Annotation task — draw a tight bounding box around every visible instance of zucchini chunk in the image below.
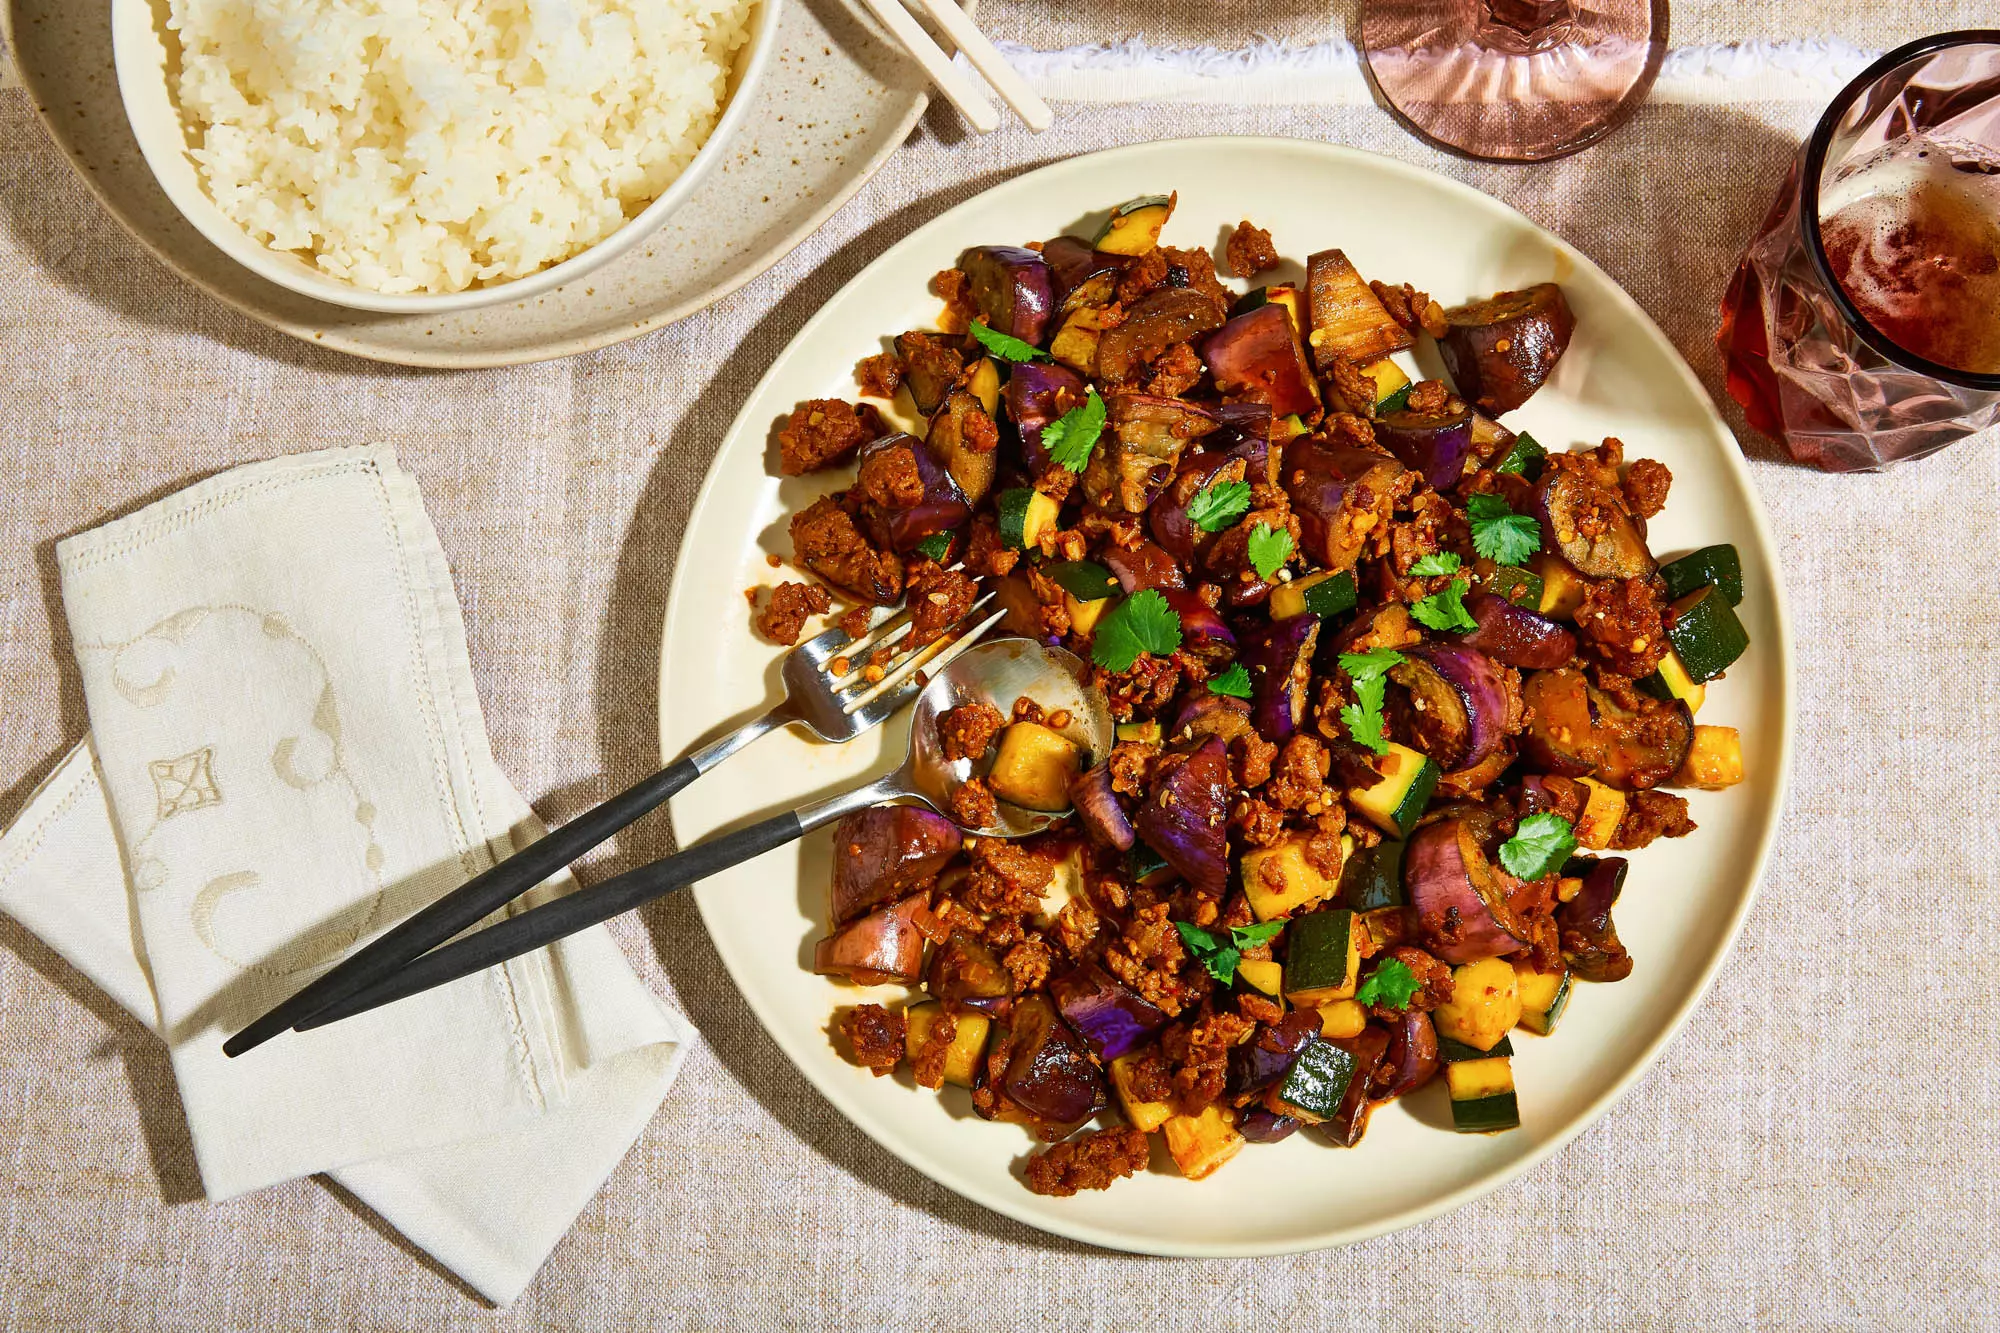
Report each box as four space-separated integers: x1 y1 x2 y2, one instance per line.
1347 742 1441 838
1513 961 1573 1036
1361 357 1411 406
1269 568 1358 621
1114 720 1162 745
1479 561 1544 610
1241 834 1346 922
1273 1037 1358 1123
1093 194 1175 257
997 487 1060 551
1433 956 1521 1051
1236 959 1284 996
1674 724 1744 790
1443 1051 1520 1133
1317 999 1367 1040
987 722 1081 812
1527 552 1589 621
1641 646 1707 713
1036 847 1086 927
905 1001 990 1088
1573 776 1626 851
1339 835 1407 912
1283 908 1361 1004
1162 1104 1244 1181
1663 585 1749 683
1046 559 1118 635
1110 1054 1174 1133
1492 431 1548 478
1659 543 1743 606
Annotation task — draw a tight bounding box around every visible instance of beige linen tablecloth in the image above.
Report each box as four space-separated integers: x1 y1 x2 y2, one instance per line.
1 4 1993 1328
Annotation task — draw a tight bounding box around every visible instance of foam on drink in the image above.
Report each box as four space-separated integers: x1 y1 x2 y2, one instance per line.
1817 136 2000 375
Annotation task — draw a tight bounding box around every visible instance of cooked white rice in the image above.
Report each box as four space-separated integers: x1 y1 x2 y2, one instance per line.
168 0 756 294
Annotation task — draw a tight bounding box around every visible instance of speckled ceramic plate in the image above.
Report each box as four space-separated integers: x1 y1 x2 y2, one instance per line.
659 137 1794 1256
1 0 931 367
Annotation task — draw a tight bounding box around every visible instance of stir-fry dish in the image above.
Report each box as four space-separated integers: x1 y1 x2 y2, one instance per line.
756 195 1752 1196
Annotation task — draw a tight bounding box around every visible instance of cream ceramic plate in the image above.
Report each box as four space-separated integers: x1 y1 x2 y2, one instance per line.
2 0 930 366
659 137 1794 1256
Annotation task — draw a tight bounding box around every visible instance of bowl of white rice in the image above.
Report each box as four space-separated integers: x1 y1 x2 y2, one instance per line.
112 0 779 312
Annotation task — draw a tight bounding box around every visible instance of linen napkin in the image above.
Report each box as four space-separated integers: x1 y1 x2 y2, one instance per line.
0 444 694 1304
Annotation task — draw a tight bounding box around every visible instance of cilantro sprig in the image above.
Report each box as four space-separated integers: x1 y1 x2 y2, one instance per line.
967 320 1043 363
1409 551 1462 578
1247 523 1292 580
1354 957 1422 1011
1043 389 1106 473
1207 663 1253 698
1337 648 1405 755
1175 920 1287 985
1090 588 1182 673
1499 813 1577 880
1410 577 1477 632
1468 493 1541 567
1187 478 1251 533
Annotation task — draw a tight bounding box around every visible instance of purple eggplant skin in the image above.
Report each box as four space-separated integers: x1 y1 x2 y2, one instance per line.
1149 450 1249 565
1241 615 1322 743
1049 964 1169 1060
829 806 963 926
1069 762 1136 852
813 894 930 984
1041 235 1130 312
854 434 970 554
1404 817 1531 964
1159 590 1236 664
1103 540 1188 593
1533 469 1657 579
1281 437 1415 574
1438 283 1576 416
1135 737 1232 894
927 933 1014 1018
1238 1108 1303 1144
1095 288 1227 384
1229 1009 1322 1098
1004 362 1089 473
1322 1026 1392 1147
999 994 1111 1125
1390 643 1510 773
1520 667 1693 790
1375 404 1474 492
1214 402 1276 460
1456 591 1576 670
1199 303 1322 419
1376 1009 1440 1100
957 245 1056 346
1559 856 1634 983
1170 691 1257 747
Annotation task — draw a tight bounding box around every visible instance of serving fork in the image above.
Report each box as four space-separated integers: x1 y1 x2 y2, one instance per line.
224 590 1005 1058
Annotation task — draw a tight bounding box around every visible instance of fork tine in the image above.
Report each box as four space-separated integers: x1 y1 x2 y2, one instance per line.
832 590 997 699
795 605 907 668
842 599 1006 717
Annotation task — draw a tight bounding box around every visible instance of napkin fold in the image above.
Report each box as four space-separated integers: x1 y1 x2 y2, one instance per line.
0 444 693 1304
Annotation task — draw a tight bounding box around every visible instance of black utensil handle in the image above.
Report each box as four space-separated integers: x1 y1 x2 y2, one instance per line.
223 755 702 1057
293 810 808 1032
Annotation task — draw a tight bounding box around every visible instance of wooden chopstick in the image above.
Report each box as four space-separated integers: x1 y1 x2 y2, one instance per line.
852 0 1002 134
908 0 1052 132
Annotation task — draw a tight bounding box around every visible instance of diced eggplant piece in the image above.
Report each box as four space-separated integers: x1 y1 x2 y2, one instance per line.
1041 235 1131 313
1170 691 1258 747
1388 643 1510 772
1069 761 1136 851
1281 437 1415 574
1003 361 1089 474
1050 963 1169 1060
1404 818 1531 964
1049 305 1118 374
926 361 1002 504
1520 667 1693 791
1102 539 1187 593
1200 303 1323 420
1375 403 1474 491
1532 469 1656 579
855 434 970 555
927 931 1013 1016
1558 855 1633 982
1095 288 1225 385
1304 249 1415 372
813 893 931 984
1084 394 1221 513
1321 1026 1390 1146
1377 1009 1440 1099
1454 591 1576 670
1438 283 1576 415
829 806 963 926
1229 1009 1322 1098
998 994 1110 1124
1240 615 1321 742
957 245 1056 346
1159 589 1236 664
1134 736 1231 893
1149 450 1249 566
1238 1108 1303 1144
896 331 966 416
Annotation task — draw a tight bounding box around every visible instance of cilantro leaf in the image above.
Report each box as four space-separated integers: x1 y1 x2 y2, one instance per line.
1409 551 1462 577
1207 663 1253 698
1187 478 1251 533
1089 588 1183 673
966 320 1042 363
1410 578 1477 632
1230 921 1285 950
1468 493 1541 567
1499 812 1577 880
915 532 953 562
1043 389 1106 473
1247 523 1292 580
1354 957 1422 1011
1339 676 1391 755
1175 921 1241 984
1338 648 1407 683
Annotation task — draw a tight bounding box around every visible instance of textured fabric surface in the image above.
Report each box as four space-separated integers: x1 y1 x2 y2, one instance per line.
1 4 1996 1328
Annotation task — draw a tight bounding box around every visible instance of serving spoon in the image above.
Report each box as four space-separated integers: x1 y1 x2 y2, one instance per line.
289 638 1114 1033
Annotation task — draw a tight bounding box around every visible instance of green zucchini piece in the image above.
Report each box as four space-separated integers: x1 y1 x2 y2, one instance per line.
1347 743 1441 839
1046 559 1118 603
1270 568 1358 620
1639 647 1706 710
1448 1087 1520 1133
1493 431 1547 478
1443 1041 1520 1131
1125 842 1172 886
1231 287 1272 317
1439 1034 1515 1063
1093 195 1174 256
1516 968 1573 1036
1273 414 1310 443
1664 585 1749 683
1659 544 1743 606
1283 909 1359 1003
1275 1037 1358 1120
1339 837 1407 912
1482 563 1544 609
997 487 1059 551
1115 720 1162 745
1376 383 1413 415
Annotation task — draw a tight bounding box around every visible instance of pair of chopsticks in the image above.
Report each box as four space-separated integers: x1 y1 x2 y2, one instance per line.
857 0 1050 133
